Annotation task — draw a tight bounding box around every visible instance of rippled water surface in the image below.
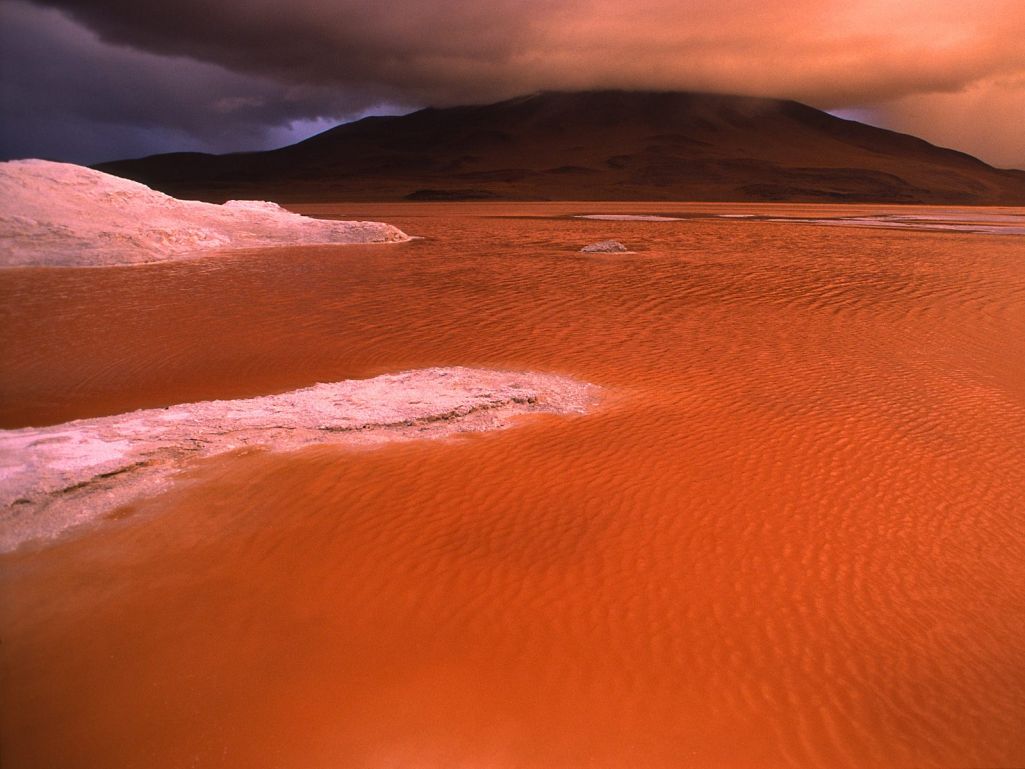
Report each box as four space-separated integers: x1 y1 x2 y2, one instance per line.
2 203 1025 768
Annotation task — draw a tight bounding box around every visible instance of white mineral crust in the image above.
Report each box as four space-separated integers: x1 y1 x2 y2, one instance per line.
0 159 410 266
0 367 599 550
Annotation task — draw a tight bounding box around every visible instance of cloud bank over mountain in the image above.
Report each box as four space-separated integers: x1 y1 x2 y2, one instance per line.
3 0 1024 167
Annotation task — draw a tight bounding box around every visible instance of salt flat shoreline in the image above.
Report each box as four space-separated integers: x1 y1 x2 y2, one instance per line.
0 367 600 552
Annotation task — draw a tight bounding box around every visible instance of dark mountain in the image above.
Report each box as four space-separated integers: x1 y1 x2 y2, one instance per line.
95 90 1025 204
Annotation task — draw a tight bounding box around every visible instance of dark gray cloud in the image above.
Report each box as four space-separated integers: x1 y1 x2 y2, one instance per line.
3 0 1024 167
0 1 410 163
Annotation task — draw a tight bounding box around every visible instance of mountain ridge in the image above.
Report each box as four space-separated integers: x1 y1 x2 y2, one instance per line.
95 90 1025 204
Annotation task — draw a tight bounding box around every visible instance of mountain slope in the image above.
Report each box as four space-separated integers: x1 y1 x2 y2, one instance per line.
95 91 1025 204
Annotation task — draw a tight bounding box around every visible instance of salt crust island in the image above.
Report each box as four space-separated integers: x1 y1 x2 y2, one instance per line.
576 215 683 222
581 240 632 253
0 368 600 551
0 159 410 267
571 210 1025 234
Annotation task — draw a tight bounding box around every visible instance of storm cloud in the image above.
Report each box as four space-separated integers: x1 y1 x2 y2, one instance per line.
0 1 410 163
3 0 1024 167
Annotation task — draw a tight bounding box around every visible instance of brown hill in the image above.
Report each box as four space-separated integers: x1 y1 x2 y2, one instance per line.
95 90 1025 204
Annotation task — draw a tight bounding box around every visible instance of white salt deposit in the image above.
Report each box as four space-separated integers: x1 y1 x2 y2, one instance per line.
0 159 410 267
774 213 1025 235
576 214 683 221
0 367 599 550
581 240 631 253
714 211 1025 235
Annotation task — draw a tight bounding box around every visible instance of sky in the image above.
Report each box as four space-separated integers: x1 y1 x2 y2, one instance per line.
2 0 1024 168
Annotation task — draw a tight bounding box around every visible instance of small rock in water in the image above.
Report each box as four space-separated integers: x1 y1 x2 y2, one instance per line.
581 239 630 253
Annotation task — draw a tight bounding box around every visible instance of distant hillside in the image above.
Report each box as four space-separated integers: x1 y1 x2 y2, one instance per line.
96 90 1025 204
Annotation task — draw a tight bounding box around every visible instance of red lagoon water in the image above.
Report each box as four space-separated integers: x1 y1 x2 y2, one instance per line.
2 203 1024 768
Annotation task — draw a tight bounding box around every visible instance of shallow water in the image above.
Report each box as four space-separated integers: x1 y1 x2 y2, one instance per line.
2 202 1025 768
